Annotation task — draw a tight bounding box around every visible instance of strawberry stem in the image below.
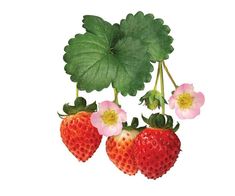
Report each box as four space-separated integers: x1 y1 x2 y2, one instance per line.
163 61 178 89
159 62 165 114
76 84 79 98
113 88 119 105
153 63 160 91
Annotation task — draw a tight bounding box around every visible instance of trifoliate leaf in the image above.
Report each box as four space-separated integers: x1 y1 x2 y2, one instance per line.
82 15 123 47
120 11 174 62
64 15 153 96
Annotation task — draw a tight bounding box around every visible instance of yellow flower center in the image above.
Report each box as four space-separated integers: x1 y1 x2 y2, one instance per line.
177 93 193 109
101 110 118 125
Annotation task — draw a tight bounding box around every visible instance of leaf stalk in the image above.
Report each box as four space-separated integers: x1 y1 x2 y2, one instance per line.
153 64 160 91
113 88 119 105
76 84 79 98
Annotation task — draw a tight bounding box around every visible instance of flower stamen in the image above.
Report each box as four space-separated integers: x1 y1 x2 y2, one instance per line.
101 109 118 125
177 93 193 109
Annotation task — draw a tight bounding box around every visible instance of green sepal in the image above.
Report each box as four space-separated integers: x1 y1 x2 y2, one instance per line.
74 97 86 108
123 117 146 131
155 114 165 127
59 97 97 117
57 112 68 119
139 90 167 110
63 104 80 115
173 122 180 132
84 101 97 112
165 115 173 129
131 117 139 128
122 122 128 127
142 114 149 124
142 113 180 132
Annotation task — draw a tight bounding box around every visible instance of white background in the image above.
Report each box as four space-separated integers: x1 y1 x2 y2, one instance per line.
1 0 235 195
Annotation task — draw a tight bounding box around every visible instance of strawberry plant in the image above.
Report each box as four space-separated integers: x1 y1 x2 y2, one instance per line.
59 11 205 179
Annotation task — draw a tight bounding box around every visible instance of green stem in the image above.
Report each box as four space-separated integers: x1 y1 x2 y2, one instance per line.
153 64 160 91
113 88 119 105
159 62 165 114
76 84 79 98
163 61 178 89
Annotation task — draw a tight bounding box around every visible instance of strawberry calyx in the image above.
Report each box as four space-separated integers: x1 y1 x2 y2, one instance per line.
58 97 97 118
123 117 146 131
139 90 167 110
142 113 180 132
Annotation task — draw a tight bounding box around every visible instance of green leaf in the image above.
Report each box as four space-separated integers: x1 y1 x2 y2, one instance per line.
64 15 153 96
120 11 174 62
111 37 153 96
82 15 122 48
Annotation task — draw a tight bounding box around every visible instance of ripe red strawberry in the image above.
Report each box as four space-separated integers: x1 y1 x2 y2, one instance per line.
106 129 139 175
133 113 181 179
59 97 102 162
61 112 102 162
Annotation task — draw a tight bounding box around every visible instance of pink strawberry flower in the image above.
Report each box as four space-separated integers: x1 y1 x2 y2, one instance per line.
91 101 127 137
169 83 205 119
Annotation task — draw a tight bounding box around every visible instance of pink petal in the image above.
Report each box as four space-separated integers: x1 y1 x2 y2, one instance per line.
193 92 205 107
175 107 185 119
168 95 176 109
174 83 194 96
99 124 122 137
175 106 200 119
90 112 102 128
97 125 108 136
117 108 127 122
94 100 127 136
112 122 123 136
99 101 119 113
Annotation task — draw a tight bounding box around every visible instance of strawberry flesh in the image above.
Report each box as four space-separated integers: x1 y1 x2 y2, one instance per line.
133 128 181 179
106 130 139 175
60 112 102 162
